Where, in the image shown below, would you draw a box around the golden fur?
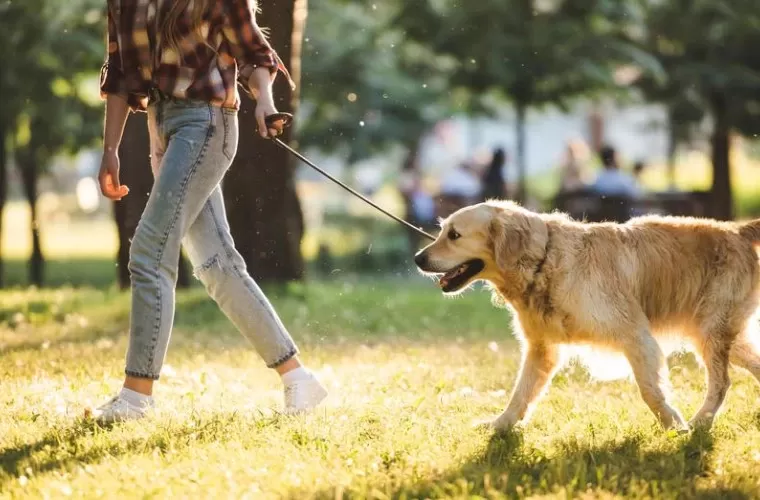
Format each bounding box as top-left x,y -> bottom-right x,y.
416,200 -> 760,431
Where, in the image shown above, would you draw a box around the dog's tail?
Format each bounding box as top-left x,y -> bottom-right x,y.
739,219 -> 760,244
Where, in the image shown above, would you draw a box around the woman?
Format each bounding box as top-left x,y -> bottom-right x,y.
94,0 -> 326,422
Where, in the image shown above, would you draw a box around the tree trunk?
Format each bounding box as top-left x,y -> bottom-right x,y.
18,156 -> 43,286
588,104 -> 604,154
115,112 -> 191,289
515,103 -> 527,204
710,91 -> 733,221
223,0 -> 307,283
0,124 -> 6,288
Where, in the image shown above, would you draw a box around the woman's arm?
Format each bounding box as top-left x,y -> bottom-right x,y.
103,94 -> 130,157
98,7 -> 131,200
221,0 -> 281,85
99,94 -> 131,201
222,0 -> 293,137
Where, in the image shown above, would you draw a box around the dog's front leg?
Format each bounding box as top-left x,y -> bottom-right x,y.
491,343 -> 559,431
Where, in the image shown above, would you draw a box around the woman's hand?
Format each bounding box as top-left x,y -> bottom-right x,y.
255,97 -> 284,139
249,68 -> 284,138
99,150 -> 129,200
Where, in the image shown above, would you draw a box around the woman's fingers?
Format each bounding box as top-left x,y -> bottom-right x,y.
99,171 -> 129,200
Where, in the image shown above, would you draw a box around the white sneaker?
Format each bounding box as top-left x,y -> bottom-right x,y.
91,394 -> 154,424
283,375 -> 328,413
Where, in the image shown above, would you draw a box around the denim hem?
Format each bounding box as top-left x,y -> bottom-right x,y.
125,370 -> 160,381
266,349 -> 299,369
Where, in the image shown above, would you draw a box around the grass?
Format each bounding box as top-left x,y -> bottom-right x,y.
2,279 -> 760,499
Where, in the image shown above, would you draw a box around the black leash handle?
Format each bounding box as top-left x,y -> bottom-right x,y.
265,113 -> 437,241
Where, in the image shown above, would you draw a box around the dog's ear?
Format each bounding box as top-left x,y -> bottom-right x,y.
489,209 -> 548,272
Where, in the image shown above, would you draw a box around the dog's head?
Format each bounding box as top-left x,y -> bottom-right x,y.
414,201 -> 548,294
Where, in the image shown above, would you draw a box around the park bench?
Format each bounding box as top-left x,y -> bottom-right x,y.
552,189 -> 712,223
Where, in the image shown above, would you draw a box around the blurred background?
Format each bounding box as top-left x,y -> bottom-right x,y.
1,0 -> 760,289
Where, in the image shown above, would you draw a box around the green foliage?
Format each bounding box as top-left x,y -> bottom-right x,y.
0,0 -> 104,168
631,0 -> 760,137
395,0 -> 655,110
299,0 -> 455,162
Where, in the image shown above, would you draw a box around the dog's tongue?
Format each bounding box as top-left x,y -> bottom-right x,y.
439,265 -> 465,289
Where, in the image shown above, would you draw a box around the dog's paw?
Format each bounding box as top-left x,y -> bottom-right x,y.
472,416 -> 518,435
688,414 -> 715,431
472,418 -> 497,432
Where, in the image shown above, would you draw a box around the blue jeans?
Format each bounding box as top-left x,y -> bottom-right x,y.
125,99 -> 298,380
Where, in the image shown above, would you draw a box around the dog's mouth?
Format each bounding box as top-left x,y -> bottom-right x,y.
438,259 -> 485,293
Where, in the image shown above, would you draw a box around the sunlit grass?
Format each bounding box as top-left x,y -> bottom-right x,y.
1,280 -> 760,498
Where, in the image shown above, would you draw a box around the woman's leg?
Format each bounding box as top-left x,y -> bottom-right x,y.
182,186 -> 301,368
96,103 -> 239,422
124,104 -> 236,382
181,110 -> 325,411
96,105 -> 324,421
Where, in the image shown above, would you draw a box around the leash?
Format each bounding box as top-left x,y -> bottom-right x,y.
265,113 -> 437,241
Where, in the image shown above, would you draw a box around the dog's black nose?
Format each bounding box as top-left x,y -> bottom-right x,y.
414,252 -> 428,268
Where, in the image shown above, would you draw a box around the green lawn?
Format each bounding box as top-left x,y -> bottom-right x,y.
2,280 -> 760,498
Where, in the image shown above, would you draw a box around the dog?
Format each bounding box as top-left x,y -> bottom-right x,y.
415,200 -> 760,431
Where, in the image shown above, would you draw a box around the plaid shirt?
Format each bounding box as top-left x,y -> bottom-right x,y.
100,0 -> 292,111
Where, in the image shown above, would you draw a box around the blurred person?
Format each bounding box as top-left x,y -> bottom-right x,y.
558,140 -> 589,192
398,148 -> 421,223
591,145 -> 642,198
398,156 -> 435,250
435,161 -> 481,219
480,147 -> 508,201
92,0 -> 326,423
440,161 -> 482,200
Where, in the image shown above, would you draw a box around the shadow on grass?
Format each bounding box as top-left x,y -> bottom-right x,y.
0,412 -> 276,489
0,290 -> 227,357
321,428 -> 749,499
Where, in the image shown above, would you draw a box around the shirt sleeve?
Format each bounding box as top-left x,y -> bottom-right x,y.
221,0 -> 295,92
99,6 -> 143,109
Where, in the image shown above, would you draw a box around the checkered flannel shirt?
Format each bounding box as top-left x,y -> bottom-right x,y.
100,0 -> 292,111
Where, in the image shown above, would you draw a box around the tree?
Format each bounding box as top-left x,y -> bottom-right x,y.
395,0 -> 662,202
298,0 -> 454,162
222,0 -> 308,283
1,0 -> 104,286
634,0 -> 760,220
0,0 -> 48,286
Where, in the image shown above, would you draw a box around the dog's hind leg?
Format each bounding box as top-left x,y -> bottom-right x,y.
491,342 -> 560,431
690,335 -> 732,429
623,329 -> 687,430
729,325 -> 760,383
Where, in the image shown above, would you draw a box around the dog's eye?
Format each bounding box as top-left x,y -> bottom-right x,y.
448,229 -> 461,241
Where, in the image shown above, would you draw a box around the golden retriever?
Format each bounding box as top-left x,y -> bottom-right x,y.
415,200 -> 760,431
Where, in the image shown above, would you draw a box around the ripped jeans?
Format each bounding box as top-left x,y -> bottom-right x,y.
125,98 -> 298,380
